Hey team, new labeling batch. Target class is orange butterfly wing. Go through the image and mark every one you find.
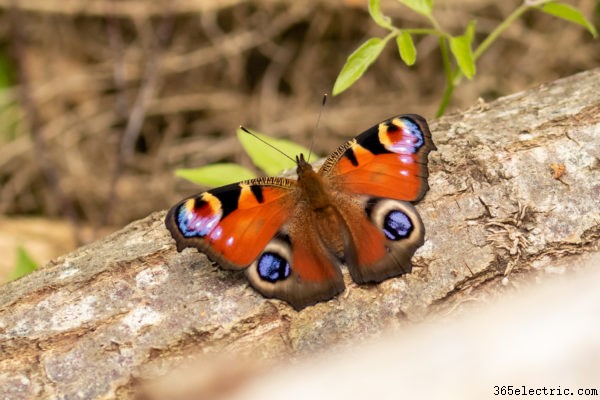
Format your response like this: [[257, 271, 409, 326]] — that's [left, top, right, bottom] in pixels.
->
[[165, 177, 345, 310], [165, 179, 295, 269], [244, 213, 345, 310], [320, 114, 434, 283], [321, 114, 434, 201]]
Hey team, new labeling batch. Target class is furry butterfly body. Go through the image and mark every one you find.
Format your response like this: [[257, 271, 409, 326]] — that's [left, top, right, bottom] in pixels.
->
[[166, 114, 435, 310]]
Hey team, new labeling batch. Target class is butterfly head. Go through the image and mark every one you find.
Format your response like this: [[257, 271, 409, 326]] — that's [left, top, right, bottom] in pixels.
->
[[295, 153, 314, 176]]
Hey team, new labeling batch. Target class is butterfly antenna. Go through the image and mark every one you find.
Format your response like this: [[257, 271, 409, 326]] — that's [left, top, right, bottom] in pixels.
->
[[239, 126, 296, 163], [307, 93, 327, 163]]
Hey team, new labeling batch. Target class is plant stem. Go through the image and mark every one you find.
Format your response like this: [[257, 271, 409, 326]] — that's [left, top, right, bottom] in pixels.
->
[[473, 3, 531, 61], [435, 3, 535, 116], [401, 28, 440, 36], [426, 13, 443, 33], [436, 37, 454, 117]]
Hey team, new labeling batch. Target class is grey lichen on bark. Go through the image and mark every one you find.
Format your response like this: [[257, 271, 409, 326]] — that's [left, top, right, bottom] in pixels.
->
[[1, 69, 599, 400]]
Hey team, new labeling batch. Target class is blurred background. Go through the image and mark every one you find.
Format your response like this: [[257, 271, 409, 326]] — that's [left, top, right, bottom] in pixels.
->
[[0, 0, 598, 282]]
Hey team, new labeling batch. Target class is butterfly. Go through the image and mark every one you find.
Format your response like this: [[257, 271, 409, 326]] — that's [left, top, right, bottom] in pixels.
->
[[165, 114, 435, 310]]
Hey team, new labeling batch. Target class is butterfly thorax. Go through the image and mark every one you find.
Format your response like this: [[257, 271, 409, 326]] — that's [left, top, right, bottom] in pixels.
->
[[296, 154, 333, 211]]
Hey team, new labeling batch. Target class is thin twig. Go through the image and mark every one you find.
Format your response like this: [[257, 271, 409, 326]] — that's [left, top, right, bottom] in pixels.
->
[[102, 18, 162, 227]]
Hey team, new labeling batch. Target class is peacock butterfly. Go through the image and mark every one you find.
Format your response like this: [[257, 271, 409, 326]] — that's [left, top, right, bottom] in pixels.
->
[[165, 114, 435, 310]]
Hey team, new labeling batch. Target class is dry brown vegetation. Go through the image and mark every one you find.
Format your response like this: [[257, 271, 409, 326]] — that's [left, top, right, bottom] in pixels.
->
[[0, 0, 598, 277]]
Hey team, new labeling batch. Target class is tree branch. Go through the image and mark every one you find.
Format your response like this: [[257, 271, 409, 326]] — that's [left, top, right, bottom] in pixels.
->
[[1, 69, 599, 399]]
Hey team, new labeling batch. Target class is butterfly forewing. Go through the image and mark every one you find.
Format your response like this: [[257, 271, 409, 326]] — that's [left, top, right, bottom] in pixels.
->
[[165, 178, 296, 269], [320, 114, 434, 202]]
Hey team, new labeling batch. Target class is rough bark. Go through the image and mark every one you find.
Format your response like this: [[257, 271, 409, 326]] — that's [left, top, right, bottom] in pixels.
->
[[1, 69, 599, 400], [227, 256, 600, 400]]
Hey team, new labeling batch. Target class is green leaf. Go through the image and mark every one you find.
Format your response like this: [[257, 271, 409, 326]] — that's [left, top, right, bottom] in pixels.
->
[[397, 0, 433, 17], [9, 246, 38, 281], [465, 19, 476, 43], [369, 0, 393, 29], [449, 29, 476, 79], [396, 31, 417, 65], [176, 163, 257, 187], [0, 50, 21, 142], [539, 2, 598, 38], [0, 52, 15, 89], [333, 38, 386, 95], [237, 127, 311, 176]]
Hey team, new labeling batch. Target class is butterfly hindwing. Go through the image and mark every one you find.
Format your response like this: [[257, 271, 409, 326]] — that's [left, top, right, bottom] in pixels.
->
[[345, 196, 425, 283], [245, 223, 345, 310]]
